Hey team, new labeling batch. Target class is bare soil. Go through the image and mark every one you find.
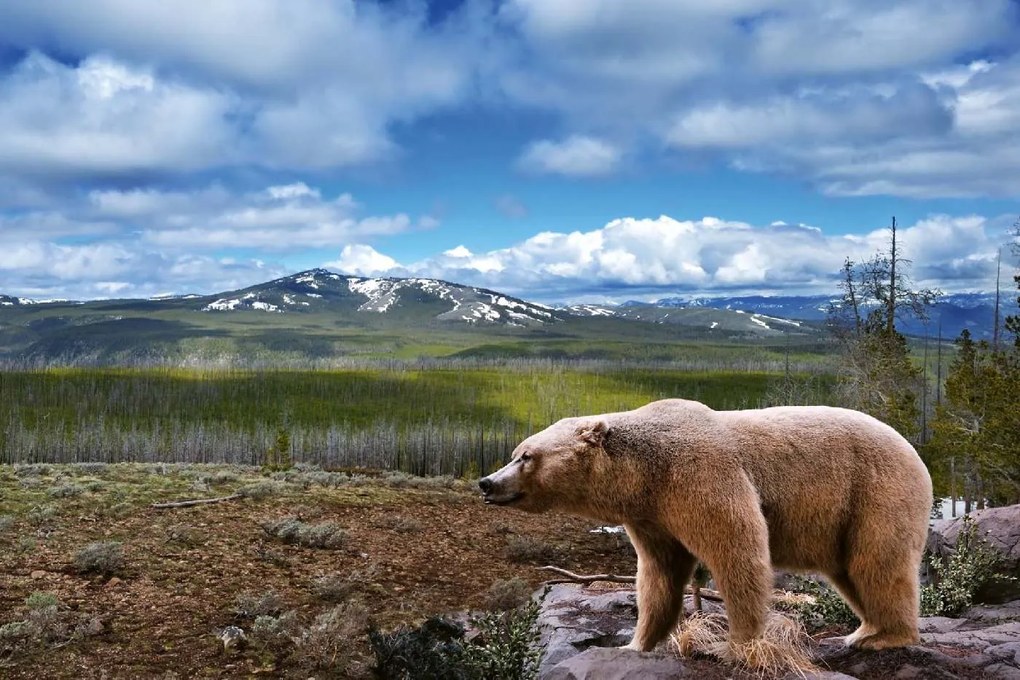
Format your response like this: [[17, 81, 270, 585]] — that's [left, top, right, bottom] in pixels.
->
[[0, 466, 636, 678]]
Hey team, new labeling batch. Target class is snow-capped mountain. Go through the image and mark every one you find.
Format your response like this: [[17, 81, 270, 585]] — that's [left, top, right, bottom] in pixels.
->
[[564, 301, 818, 336], [644, 293, 1018, 339], [198, 269, 562, 327]]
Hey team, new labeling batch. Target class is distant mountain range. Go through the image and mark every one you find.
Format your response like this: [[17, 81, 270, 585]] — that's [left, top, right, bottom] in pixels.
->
[[1, 268, 1013, 361], [631, 292, 1018, 340]]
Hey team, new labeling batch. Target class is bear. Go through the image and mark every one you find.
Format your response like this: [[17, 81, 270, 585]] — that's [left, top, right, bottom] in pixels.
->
[[478, 398, 933, 657]]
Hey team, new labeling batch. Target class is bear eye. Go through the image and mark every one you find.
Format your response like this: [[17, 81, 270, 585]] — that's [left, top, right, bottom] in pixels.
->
[[520, 452, 532, 463]]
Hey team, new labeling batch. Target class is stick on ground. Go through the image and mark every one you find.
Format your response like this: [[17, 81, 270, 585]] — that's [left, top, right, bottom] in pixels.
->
[[537, 565, 723, 601], [151, 493, 242, 509]]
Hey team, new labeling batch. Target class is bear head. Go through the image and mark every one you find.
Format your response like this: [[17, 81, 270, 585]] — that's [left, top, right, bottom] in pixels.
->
[[478, 417, 611, 514]]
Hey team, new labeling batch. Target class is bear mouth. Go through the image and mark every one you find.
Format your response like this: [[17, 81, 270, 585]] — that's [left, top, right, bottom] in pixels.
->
[[483, 492, 524, 506]]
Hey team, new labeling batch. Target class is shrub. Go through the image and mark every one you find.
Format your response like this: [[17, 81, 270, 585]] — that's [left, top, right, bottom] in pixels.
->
[[69, 462, 108, 477], [233, 590, 283, 619], [463, 600, 544, 680], [370, 617, 471, 680], [294, 601, 369, 673], [503, 535, 562, 565], [482, 577, 533, 612], [73, 541, 124, 576], [380, 515, 424, 534], [369, 601, 545, 680], [0, 514, 14, 534], [261, 517, 347, 550], [311, 564, 379, 603], [249, 611, 300, 654], [782, 577, 858, 631], [920, 515, 1014, 617], [240, 480, 290, 499], [48, 483, 86, 499], [26, 505, 56, 527]]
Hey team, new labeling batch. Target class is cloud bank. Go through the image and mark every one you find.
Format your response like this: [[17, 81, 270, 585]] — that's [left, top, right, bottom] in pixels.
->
[[333, 213, 1016, 303]]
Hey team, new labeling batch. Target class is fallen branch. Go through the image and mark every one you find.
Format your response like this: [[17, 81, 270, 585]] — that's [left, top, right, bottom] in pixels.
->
[[537, 565, 723, 601], [151, 493, 242, 509]]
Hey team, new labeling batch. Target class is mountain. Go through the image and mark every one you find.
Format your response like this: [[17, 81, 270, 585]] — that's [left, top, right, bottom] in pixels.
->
[[643, 293, 1018, 340], [0, 269, 820, 362]]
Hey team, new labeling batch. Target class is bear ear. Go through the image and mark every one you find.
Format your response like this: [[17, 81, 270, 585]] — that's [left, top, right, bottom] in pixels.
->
[[577, 419, 611, 448]]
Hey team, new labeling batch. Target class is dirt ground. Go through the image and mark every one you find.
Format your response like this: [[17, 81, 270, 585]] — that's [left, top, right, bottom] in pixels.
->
[[0, 465, 637, 678]]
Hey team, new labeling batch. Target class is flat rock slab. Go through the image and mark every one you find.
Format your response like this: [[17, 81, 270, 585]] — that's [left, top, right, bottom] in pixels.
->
[[543, 647, 687, 680]]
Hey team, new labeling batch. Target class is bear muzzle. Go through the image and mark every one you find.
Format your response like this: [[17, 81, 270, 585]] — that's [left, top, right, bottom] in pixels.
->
[[478, 475, 524, 506]]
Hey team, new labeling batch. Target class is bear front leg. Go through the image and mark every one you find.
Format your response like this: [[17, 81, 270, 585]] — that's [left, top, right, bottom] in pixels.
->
[[622, 523, 697, 652], [685, 504, 772, 646]]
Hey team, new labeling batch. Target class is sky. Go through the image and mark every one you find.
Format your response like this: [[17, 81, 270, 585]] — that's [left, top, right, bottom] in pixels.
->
[[0, 0, 1019, 304]]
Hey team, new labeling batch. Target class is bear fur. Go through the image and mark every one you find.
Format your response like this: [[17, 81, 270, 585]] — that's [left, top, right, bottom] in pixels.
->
[[479, 398, 933, 655]]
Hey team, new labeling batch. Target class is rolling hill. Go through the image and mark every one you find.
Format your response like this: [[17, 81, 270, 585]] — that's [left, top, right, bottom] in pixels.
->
[[0, 269, 823, 363]]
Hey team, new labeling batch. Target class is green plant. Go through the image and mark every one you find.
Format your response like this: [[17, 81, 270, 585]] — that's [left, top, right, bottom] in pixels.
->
[[73, 540, 124, 576], [369, 601, 545, 680], [462, 599, 544, 680], [783, 577, 858, 631], [239, 480, 289, 499], [920, 515, 1014, 617], [0, 514, 14, 534]]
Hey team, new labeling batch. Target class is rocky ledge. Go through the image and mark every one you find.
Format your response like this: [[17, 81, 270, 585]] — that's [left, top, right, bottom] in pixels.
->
[[535, 584, 1020, 680]]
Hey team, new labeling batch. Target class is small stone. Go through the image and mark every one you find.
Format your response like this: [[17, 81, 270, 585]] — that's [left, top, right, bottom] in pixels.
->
[[105, 576, 123, 588], [30, 570, 46, 579], [82, 618, 105, 636]]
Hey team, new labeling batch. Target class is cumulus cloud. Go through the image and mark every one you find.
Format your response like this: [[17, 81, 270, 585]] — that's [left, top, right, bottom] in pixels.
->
[[330, 214, 1008, 302], [518, 136, 621, 177], [0, 181, 427, 299]]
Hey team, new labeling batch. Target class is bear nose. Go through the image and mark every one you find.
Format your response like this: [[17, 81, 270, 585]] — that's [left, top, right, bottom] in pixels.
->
[[478, 477, 494, 494]]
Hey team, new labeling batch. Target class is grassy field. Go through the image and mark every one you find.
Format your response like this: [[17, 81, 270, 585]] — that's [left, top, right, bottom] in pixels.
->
[[0, 364, 835, 474]]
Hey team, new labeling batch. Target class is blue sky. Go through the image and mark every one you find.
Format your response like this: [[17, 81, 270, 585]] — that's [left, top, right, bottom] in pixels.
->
[[0, 0, 1018, 303]]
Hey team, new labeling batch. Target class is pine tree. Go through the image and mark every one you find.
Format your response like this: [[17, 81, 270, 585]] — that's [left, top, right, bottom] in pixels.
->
[[827, 218, 939, 442]]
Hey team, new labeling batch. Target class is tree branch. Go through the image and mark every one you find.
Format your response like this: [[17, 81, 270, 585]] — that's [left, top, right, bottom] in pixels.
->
[[151, 493, 242, 509], [537, 565, 723, 601]]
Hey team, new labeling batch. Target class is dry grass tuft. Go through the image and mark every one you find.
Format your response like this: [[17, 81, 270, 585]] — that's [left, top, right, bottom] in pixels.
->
[[672, 610, 817, 678]]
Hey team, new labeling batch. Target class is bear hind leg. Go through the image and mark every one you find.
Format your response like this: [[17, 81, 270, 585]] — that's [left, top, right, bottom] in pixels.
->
[[623, 525, 697, 652], [843, 554, 920, 649]]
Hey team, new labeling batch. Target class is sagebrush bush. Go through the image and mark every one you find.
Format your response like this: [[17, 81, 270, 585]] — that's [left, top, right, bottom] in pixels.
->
[[0, 514, 14, 534], [26, 505, 56, 526], [240, 480, 290, 499], [233, 590, 283, 619], [482, 577, 533, 612], [261, 517, 347, 549], [48, 482, 86, 499], [73, 541, 124, 576], [503, 535, 562, 565], [312, 564, 379, 603], [920, 515, 1013, 617], [295, 602, 370, 673], [249, 611, 300, 654]]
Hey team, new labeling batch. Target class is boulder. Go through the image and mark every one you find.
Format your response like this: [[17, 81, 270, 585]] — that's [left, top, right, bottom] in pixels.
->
[[928, 505, 1020, 604]]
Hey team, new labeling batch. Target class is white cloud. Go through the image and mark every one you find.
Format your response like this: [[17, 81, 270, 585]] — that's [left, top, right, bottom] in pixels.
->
[[330, 213, 1008, 301], [518, 136, 621, 177], [328, 244, 399, 277], [0, 53, 237, 177], [0, 181, 427, 299]]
